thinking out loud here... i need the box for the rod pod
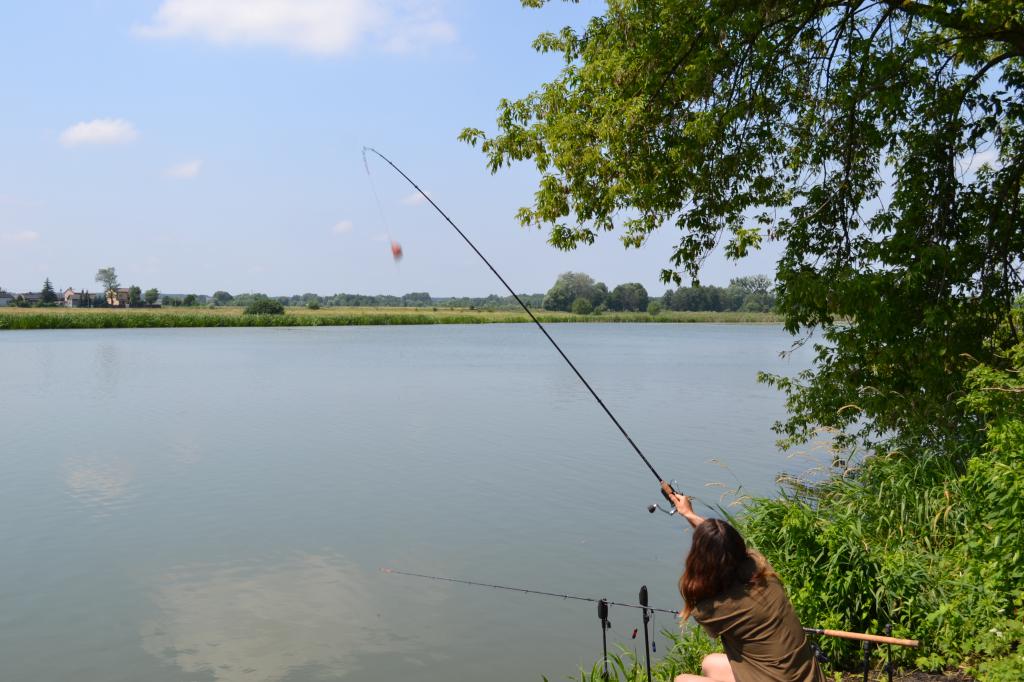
[598,599,610,680]
[639,585,652,682]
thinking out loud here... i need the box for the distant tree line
[540,272,775,314]
[6,272,774,313]
[660,275,775,313]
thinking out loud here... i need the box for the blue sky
[0,1,780,297]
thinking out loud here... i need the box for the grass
[0,306,781,330]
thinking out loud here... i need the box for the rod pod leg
[885,624,893,682]
[639,586,652,682]
[862,640,871,682]
[598,599,610,681]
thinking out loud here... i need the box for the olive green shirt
[692,553,824,682]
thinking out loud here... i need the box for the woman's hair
[678,518,769,619]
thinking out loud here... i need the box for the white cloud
[167,159,203,179]
[60,119,139,146]
[1,230,40,243]
[401,190,430,205]
[332,219,354,234]
[135,0,456,56]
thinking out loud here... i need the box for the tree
[571,297,593,315]
[607,283,650,311]
[41,278,57,304]
[244,296,285,315]
[462,0,1024,451]
[730,275,773,297]
[212,291,233,306]
[403,292,432,307]
[95,267,118,295]
[182,294,197,307]
[144,288,159,305]
[128,286,142,306]
[543,272,607,311]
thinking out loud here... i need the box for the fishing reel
[647,480,681,516]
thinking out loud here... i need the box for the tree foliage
[95,267,118,293]
[144,288,159,305]
[543,271,608,310]
[607,282,649,311]
[41,278,57,304]
[243,296,285,315]
[462,0,1024,451]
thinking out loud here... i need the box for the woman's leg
[701,653,735,682]
[673,653,735,682]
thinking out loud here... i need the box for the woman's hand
[660,481,705,528]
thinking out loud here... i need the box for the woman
[663,484,824,682]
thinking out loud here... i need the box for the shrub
[572,297,594,315]
[648,301,663,315]
[244,297,285,315]
[306,300,321,310]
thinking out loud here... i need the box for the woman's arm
[660,482,706,528]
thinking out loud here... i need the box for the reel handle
[647,479,682,516]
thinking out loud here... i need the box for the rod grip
[660,480,676,502]
[803,627,919,648]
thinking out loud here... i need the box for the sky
[0,0,782,297]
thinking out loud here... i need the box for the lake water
[0,324,813,682]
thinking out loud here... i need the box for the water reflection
[142,554,389,682]
[63,456,136,514]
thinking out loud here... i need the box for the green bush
[572,297,594,315]
[244,298,285,315]
[562,627,720,682]
[735,340,1024,673]
[647,301,662,316]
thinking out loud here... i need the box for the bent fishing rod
[363,147,684,515]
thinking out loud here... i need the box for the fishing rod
[380,568,679,615]
[362,147,683,513]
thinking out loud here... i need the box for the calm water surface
[1,324,812,682]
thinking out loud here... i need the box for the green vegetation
[41,278,58,304]
[95,266,118,294]
[0,306,780,330]
[552,629,720,682]
[243,296,285,315]
[467,0,1023,678]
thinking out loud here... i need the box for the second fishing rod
[363,147,686,517]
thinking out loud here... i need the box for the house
[63,288,88,307]
[106,288,132,307]
[0,292,13,307]
[18,292,43,305]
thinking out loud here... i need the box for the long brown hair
[678,519,768,619]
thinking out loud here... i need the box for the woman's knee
[701,653,734,682]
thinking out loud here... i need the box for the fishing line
[362,146,671,489]
[363,150,398,257]
[381,568,679,615]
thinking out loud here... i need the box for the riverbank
[0,307,781,329]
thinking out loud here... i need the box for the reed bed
[0,307,781,330]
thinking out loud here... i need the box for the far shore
[0,306,782,330]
